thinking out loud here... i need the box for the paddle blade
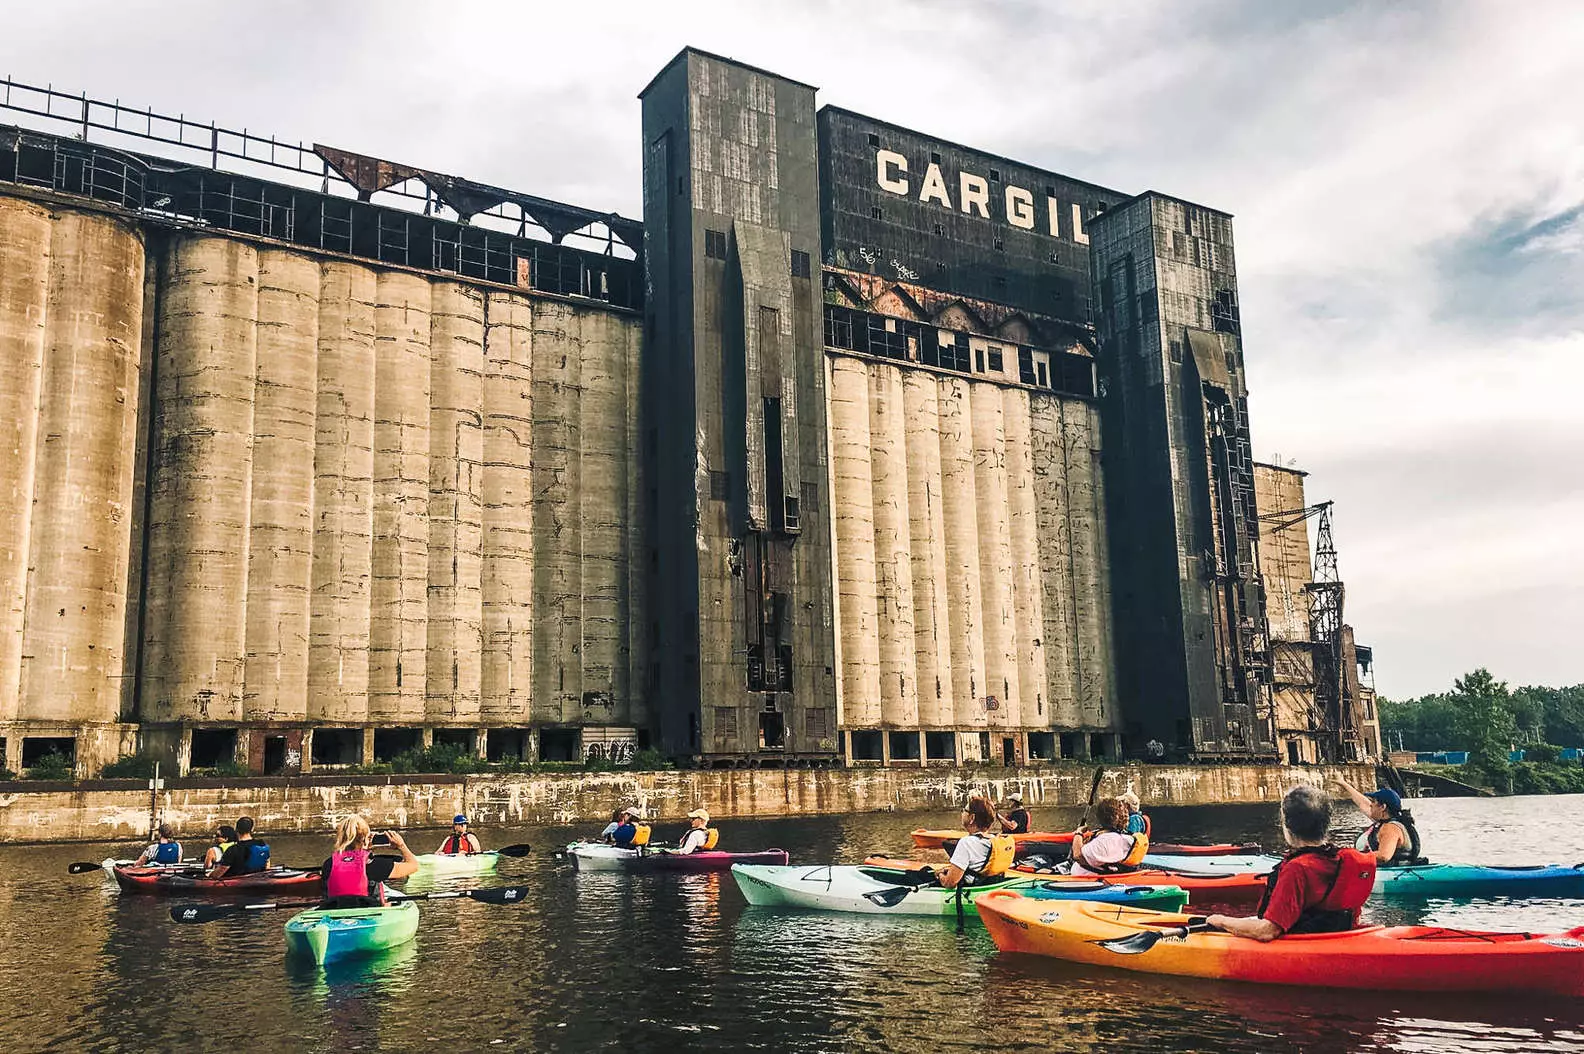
[467,884,530,905]
[494,843,532,858]
[68,862,107,875]
[1095,928,1173,955]
[862,886,913,908]
[170,902,245,924]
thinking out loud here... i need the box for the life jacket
[240,841,271,873]
[441,833,476,855]
[324,848,386,906]
[630,824,651,847]
[151,841,181,865]
[702,828,719,850]
[1071,830,1150,874]
[978,834,1016,879]
[1357,814,1424,867]
[1256,845,1377,934]
[1126,812,1151,837]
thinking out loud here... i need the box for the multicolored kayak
[1374,862,1584,898]
[974,893,1584,996]
[732,864,1187,916]
[112,865,322,896]
[866,856,1270,903]
[283,902,420,965]
[562,842,790,872]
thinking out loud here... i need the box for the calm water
[1,795,1582,1052]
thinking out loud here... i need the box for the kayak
[912,829,1072,850]
[1142,854,1280,873]
[99,857,201,879]
[283,902,420,965]
[414,852,501,877]
[113,864,322,896]
[731,864,1189,916]
[915,829,1258,858]
[866,856,1270,903]
[974,893,1584,996]
[1375,862,1584,898]
[562,842,790,872]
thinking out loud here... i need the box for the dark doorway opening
[1002,737,1016,766]
[1028,732,1055,761]
[888,731,920,762]
[190,728,237,769]
[1089,733,1109,760]
[22,736,74,771]
[263,736,287,776]
[432,728,474,754]
[1287,740,1300,765]
[539,728,578,762]
[978,732,991,763]
[373,728,421,762]
[487,729,529,761]
[1059,732,1080,760]
[311,729,360,767]
[924,731,955,762]
[849,730,883,762]
[758,712,785,750]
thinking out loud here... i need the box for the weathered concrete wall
[1254,463,1313,643]
[0,762,1375,844]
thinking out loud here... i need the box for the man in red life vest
[1206,784,1376,940]
[436,814,482,855]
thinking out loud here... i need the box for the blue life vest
[151,841,181,865]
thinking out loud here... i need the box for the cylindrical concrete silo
[479,290,534,724]
[829,357,881,728]
[141,235,256,723]
[1066,402,1108,722]
[426,282,485,725]
[869,362,917,729]
[901,371,952,730]
[936,376,984,729]
[970,381,1017,729]
[1003,388,1045,729]
[242,249,320,722]
[368,271,432,724]
[13,207,144,725]
[577,310,628,722]
[307,261,377,724]
[529,301,583,725]
[0,198,53,721]
[618,318,647,731]
[1030,396,1078,726]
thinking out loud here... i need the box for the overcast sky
[5,1,1579,699]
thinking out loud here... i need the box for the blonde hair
[333,814,371,853]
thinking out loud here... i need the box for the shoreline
[0,762,1375,845]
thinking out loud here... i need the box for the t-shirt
[675,827,708,854]
[217,840,267,875]
[318,855,398,899]
[1070,831,1135,876]
[1260,851,1355,934]
[1004,809,1031,835]
[948,832,992,877]
[613,822,638,847]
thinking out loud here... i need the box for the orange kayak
[863,855,1270,902]
[975,893,1584,996]
[910,829,1073,850]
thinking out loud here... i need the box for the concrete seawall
[0,762,1373,844]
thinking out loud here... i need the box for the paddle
[69,860,203,875]
[1087,766,1105,806]
[1096,916,1212,955]
[169,884,532,924]
[493,843,532,858]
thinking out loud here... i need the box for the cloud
[5,0,1579,697]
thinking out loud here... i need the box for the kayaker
[208,816,270,878]
[134,823,182,866]
[1068,798,1148,876]
[670,808,712,854]
[1204,784,1376,941]
[937,797,998,889]
[611,806,644,848]
[1335,778,1423,867]
[999,793,1031,835]
[598,807,626,843]
[202,825,238,869]
[320,815,421,908]
[1120,789,1149,836]
[436,814,482,855]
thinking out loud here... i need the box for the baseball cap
[687,808,711,822]
[1006,793,1023,803]
[622,805,643,817]
[453,814,469,825]
[1364,788,1402,813]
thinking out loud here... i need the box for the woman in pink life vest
[319,815,421,908]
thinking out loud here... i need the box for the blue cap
[453,814,469,825]
[1364,788,1401,814]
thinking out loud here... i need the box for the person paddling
[135,823,182,866]
[436,814,482,855]
[320,815,420,908]
[937,797,999,889]
[1205,784,1376,941]
[1068,798,1148,876]
[1120,789,1149,836]
[1335,778,1423,866]
[208,816,269,879]
[999,793,1031,835]
[668,809,712,855]
[202,825,238,869]
[611,806,644,849]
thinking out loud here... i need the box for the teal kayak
[283,902,419,964]
[1375,862,1584,898]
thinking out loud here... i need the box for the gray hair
[1281,784,1331,842]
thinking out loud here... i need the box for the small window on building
[987,347,1004,373]
[1037,362,1048,388]
[677,176,685,196]
[704,229,728,260]
[924,732,955,761]
[1089,733,1111,760]
[791,249,811,278]
[486,728,529,761]
[989,168,1002,182]
[1169,340,1184,364]
[888,732,921,761]
[311,728,361,767]
[805,708,829,740]
[975,348,985,373]
[1028,732,1056,760]
[1046,185,1057,197]
[867,132,880,147]
[870,205,883,221]
[190,728,238,770]
[930,150,942,164]
[993,238,1004,252]
[933,222,944,236]
[1059,732,1080,760]
[849,730,884,762]
[759,712,785,750]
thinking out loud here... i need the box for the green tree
[1449,668,1517,790]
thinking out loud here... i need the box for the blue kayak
[1375,862,1584,898]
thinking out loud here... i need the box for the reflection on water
[0,794,1581,1051]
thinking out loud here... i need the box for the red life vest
[325,849,386,905]
[1256,845,1376,933]
[441,834,475,855]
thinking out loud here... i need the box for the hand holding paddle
[169,884,533,924]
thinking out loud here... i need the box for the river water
[1,794,1581,1052]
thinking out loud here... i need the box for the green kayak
[283,902,419,965]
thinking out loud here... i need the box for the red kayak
[913,829,1256,858]
[863,856,1270,903]
[112,865,323,896]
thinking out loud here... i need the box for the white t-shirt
[1070,831,1135,876]
[675,827,708,854]
[949,832,992,876]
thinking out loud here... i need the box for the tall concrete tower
[1089,193,1273,758]
[640,49,838,762]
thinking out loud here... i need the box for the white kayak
[414,851,500,877]
[1141,853,1281,874]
